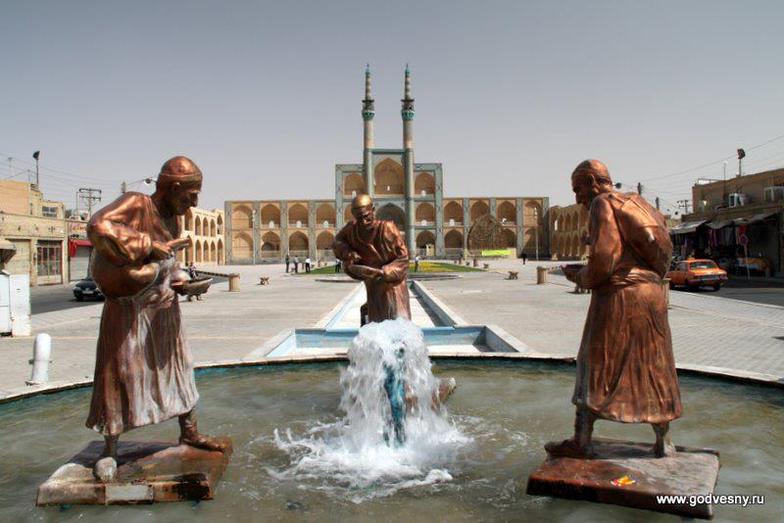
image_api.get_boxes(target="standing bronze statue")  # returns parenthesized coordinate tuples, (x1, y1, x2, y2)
(87, 156, 228, 474)
(552, 159, 682, 459)
(333, 194, 411, 323)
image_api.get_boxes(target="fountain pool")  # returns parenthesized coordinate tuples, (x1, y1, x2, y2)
(1, 361, 782, 522)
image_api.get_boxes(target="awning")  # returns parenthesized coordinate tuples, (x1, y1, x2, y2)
(669, 220, 707, 235)
(68, 238, 92, 257)
(733, 211, 779, 226)
(705, 219, 733, 230)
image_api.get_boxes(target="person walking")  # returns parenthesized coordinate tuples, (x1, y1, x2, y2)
(305, 256, 312, 273)
(285, 253, 290, 273)
(293, 256, 299, 274)
(521, 252, 527, 265)
(414, 254, 421, 272)
(334, 259, 341, 273)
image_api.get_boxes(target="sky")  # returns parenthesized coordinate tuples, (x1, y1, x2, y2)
(2, 0, 784, 216)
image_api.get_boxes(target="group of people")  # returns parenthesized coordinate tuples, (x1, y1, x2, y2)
(284, 254, 312, 273)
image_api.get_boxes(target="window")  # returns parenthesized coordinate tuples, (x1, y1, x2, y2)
(42, 206, 59, 218)
(37, 241, 62, 277)
(689, 261, 717, 270)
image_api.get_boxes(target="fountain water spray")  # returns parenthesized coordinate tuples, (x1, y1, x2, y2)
(271, 318, 470, 501)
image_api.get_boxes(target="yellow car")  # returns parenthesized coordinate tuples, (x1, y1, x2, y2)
(666, 259, 728, 291)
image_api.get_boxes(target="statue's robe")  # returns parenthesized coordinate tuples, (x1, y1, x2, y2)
(86, 192, 198, 436)
(574, 192, 682, 424)
(333, 219, 411, 323)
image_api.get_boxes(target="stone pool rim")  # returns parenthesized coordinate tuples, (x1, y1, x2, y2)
(2, 352, 781, 406)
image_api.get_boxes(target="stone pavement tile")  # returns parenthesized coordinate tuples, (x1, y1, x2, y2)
(423, 263, 784, 379)
(0, 264, 352, 393)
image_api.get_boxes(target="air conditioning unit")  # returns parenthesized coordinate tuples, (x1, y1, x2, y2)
(764, 186, 784, 203)
(727, 193, 749, 208)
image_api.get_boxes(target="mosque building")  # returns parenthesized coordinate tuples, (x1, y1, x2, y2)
(225, 66, 549, 264)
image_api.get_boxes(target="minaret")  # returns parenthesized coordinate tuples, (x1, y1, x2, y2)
(402, 64, 416, 254)
(362, 64, 375, 197)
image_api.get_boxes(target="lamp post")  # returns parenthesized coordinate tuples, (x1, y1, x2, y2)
(534, 207, 539, 261)
(32, 150, 40, 187)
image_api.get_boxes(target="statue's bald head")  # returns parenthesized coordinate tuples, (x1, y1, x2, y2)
(571, 159, 612, 186)
(351, 194, 373, 211)
(571, 159, 614, 207)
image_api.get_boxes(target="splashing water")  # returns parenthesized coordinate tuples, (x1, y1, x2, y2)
(269, 318, 472, 502)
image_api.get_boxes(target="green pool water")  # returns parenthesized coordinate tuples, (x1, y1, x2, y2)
(1, 362, 782, 522)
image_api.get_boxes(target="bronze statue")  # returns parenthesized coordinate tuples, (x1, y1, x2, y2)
(87, 156, 228, 473)
(553, 159, 682, 458)
(334, 194, 411, 323)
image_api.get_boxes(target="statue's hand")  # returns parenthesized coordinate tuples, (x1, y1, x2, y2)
(346, 251, 362, 265)
(151, 241, 173, 260)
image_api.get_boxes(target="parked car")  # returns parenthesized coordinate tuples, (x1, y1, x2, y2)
(73, 277, 104, 301)
(666, 259, 728, 291)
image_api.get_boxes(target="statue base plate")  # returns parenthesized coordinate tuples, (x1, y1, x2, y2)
(526, 438, 720, 519)
(36, 439, 232, 506)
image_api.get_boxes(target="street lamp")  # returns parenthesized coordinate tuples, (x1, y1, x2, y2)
(533, 207, 539, 261)
(32, 150, 40, 187)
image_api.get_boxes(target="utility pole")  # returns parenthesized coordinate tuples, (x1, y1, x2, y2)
(723, 160, 728, 206)
(121, 181, 127, 194)
(655, 196, 660, 210)
(677, 199, 691, 215)
(78, 188, 102, 218)
(637, 182, 643, 195)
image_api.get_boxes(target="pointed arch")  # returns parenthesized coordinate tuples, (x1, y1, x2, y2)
(195, 216, 202, 236)
(444, 229, 464, 249)
(416, 230, 436, 248)
(316, 230, 335, 250)
(343, 173, 365, 197)
(288, 203, 308, 227)
(443, 201, 463, 225)
(232, 205, 253, 229)
(217, 238, 224, 264)
(316, 203, 336, 227)
(261, 204, 280, 228)
(470, 200, 490, 223)
(232, 232, 253, 260)
(414, 172, 435, 195)
(288, 231, 309, 253)
(376, 203, 405, 231)
(497, 201, 516, 224)
(415, 202, 435, 225)
(374, 158, 404, 195)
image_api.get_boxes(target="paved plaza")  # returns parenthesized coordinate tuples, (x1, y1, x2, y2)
(1, 260, 783, 400)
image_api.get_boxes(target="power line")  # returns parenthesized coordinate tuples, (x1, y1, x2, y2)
(639, 132, 784, 183)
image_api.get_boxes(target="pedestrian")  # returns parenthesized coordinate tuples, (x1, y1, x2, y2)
(335, 259, 341, 273)
(305, 257, 312, 273)
(293, 256, 299, 274)
(521, 252, 527, 265)
(187, 261, 197, 278)
(414, 254, 421, 272)
(285, 252, 290, 273)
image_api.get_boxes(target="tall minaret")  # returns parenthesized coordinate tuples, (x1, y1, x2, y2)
(362, 64, 375, 197)
(402, 64, 416, 253)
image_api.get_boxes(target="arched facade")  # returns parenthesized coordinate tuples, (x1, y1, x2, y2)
(261, 231, 280, 258)
(416, 230, 436, 248)
(182, 206, 226, 265)
(232, 205, 252, 229)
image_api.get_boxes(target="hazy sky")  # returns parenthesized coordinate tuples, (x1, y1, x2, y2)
(2, 1, 783, 215)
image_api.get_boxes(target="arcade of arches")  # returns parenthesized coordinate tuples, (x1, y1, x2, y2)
(178, 207, 225, 265)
